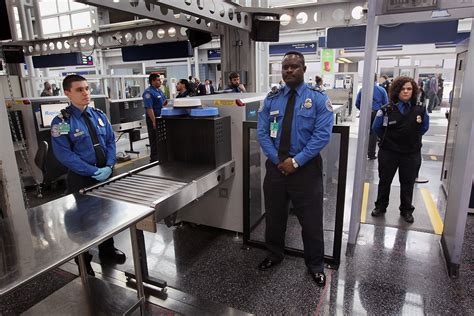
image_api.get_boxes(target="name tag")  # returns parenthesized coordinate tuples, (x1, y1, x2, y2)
(270, 110, 279, 116)
(389, 120, 397, 125)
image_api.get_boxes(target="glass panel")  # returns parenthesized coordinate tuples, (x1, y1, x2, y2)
(57, 0, 70, 12)
(71, 12, 91, 30)
(42, 17, 60, 35)
(69, 1, 88, 11)
(248, 128, 342, 258)
(59, 15, 71, 32)
(248, 129, 263, 230)
(39, 0, 58, 16)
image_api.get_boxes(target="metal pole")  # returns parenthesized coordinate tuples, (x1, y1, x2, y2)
(130, 225, 145, 302)
(347, 0, 379, 249)
(441, 21, 474, 277)
(78, 253, 90, 285)
(194, 47, 200, 79)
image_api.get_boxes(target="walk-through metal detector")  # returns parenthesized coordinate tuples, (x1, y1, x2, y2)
(347, 0, 474, 278)
(242, 122, 349, 269)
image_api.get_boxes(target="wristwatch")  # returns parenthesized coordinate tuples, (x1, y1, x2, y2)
(291, 158, 299, 169)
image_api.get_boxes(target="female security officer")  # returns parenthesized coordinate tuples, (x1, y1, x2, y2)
(371, 76, 429, 223)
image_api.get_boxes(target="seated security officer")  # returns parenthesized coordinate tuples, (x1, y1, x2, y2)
(257, 51, 334, 286)
(51, 74, 126, 276)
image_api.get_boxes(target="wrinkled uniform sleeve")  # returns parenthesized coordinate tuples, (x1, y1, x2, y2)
(104, 114, 117, 167)
(382, 88, 389, 105)
(50, 116, 98, 176)
(294, 94, 334, 166)
(372, 110, 384, 136)
(257, 98, 279, 165)
(142, 90, 153, 108)
(419, 110, 430, 135)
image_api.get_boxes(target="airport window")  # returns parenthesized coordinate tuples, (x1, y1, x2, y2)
(59, 15, 72, 32)
(71, 12, 92, 30)
(42, 17, 61, 35)
(39, 0, 58, 16)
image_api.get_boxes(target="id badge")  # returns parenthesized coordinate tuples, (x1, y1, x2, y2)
(270, 119, 279, 138)
(383, 116, 388, 127)
(58, 122, 70, 135)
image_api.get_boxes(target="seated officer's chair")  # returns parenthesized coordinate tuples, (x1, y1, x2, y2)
(34, 141, 67, 197)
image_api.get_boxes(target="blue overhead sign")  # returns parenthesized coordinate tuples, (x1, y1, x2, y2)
(208, 49, 221, 59)
(269, 42, 318, 56)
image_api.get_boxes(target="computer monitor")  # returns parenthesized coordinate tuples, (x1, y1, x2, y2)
(40, 102, 95, 128)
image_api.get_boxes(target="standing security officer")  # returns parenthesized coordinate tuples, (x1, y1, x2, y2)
(51, 74, 126, 276)
(143, 74, 167, 162)
(257, 51, 334, 286)
(372, 76, 429, 223)
(355, 74, 389, 160)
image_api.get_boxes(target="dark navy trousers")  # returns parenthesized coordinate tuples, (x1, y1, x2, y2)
(263, 156, 325, 273)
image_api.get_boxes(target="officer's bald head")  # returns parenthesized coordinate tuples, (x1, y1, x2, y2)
(282, 51, 306, 88)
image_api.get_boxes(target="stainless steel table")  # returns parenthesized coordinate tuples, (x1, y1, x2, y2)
(0, 193, 155, 314)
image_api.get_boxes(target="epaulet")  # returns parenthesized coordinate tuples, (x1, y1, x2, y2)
(91, 107, 104, 114)
(59, 107, 71, 120)
(266, 88, 282, 99)
(380, 103, 391, 110)
(310, 85, 325, 93)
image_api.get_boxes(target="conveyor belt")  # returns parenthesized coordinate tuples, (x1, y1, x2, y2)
(87, 175, 187, 206)
(81, 160, 235, 232)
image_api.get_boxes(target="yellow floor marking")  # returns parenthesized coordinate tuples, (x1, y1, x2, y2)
(430, 155, 437, 161)
(360, 182, 369, 223)
(420, 188, 444, 235)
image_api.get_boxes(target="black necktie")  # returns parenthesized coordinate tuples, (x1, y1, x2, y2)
(82, 111, 107, 168)
(278, 89, 297, 161)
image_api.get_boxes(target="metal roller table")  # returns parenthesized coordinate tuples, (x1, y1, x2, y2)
(0, 194, 155, 315)
(81, 115, 235, 294)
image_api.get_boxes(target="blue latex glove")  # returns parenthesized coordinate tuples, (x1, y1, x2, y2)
(92, 166, 112, 182)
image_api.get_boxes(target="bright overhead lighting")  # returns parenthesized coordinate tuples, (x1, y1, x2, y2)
(338, 57, 353, 63)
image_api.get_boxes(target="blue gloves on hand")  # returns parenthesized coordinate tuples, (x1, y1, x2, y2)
(92, 166, 112, 182)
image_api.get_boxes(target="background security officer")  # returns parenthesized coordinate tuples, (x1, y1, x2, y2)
(51, 74, 125, 275)
(257, 51, 334, 286)
(372, 76, 429, 223)
(356, 74, 389, 160)
(143, 73, 167, 162)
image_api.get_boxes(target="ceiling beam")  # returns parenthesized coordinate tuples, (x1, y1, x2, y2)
(76, 0, 220, 34)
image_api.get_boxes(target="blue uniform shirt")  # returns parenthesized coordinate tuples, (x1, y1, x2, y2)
(355, 84, 389, 111)
(257, 82, 334, 166)
(372, 101, 430, 135)
(143, 86, 167, 117)
(50, 104, 117, 176)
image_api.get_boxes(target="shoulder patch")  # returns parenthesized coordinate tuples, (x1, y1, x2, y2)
(51, 124, 60, 137)
(144, 93, 151, 99)
(310, 85, 325, 93)
(325, 99, 333, 112)
(376, 109, 384, 117)
(266, 88, 281, 99)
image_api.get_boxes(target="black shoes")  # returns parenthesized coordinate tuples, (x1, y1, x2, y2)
(257, 257, 282, 271)
(371, 207, 386, 217)
(99, 248, 126, 264)
(401, 212, 414, 223)
(368, 155, 377, 160)
(310, 272, 326, 287)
